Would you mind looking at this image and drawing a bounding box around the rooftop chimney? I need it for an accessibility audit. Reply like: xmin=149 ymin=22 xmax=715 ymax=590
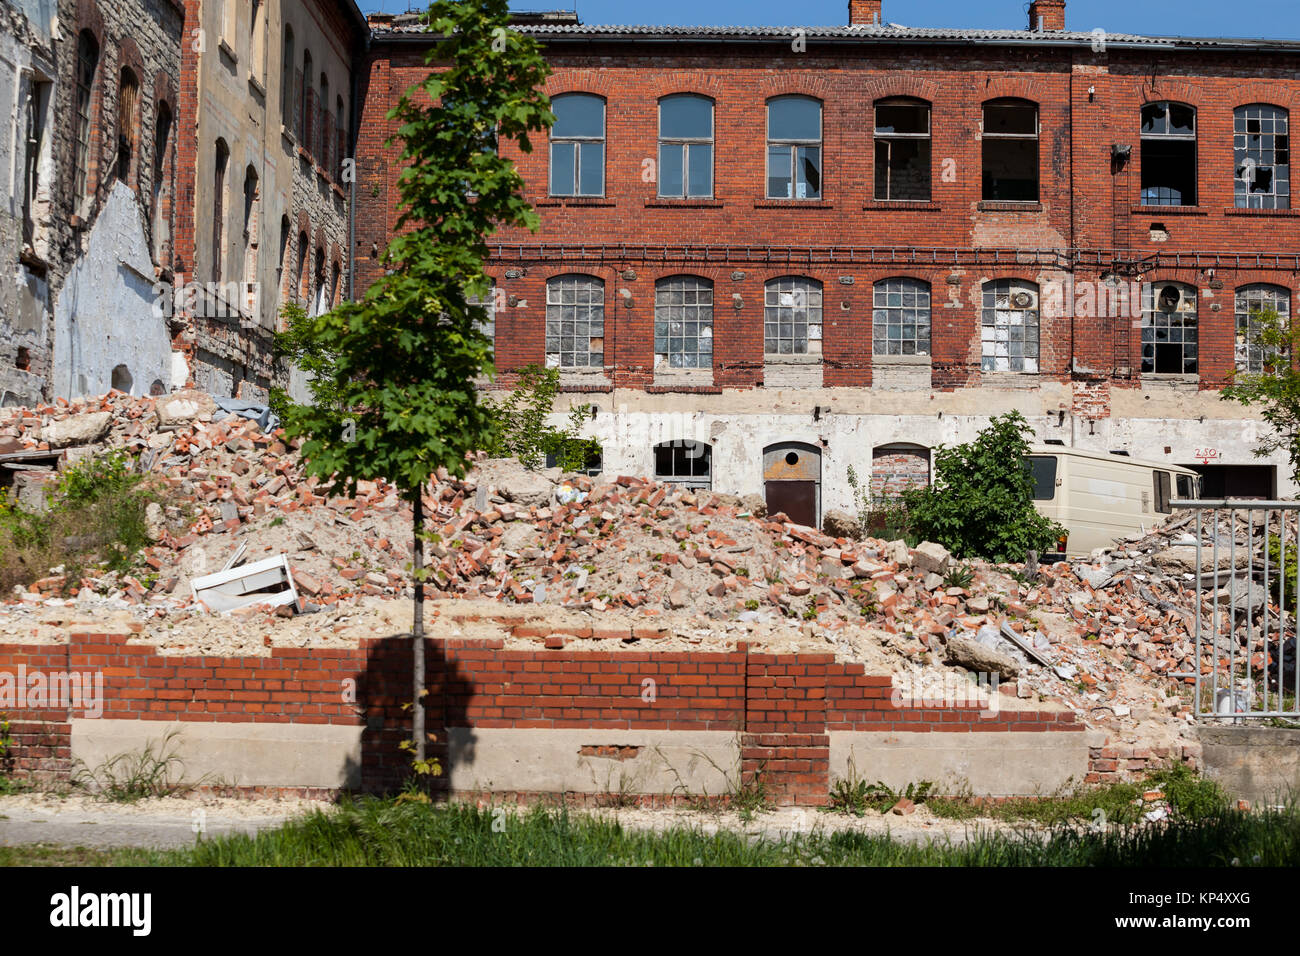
xmin=1028 ymin=0 xmax=1066 ymax=31
xmin=848 ymin=0 xmax=883 ymax=26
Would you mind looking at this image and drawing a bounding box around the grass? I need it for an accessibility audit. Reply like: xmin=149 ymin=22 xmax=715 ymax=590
xmin=1 ymin=798 xmax=1298 ymax=866
xmin=70 ymin=730 xmax=202 ymax=803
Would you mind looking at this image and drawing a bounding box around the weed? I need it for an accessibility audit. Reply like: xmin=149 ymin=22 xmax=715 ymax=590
xmin=943 ymin=564 xmax=975 ymax=591
xmin=71 ymin=730 xmax=201 ymax=802
xmin=744 ymin=599 xmax=760 ymax=611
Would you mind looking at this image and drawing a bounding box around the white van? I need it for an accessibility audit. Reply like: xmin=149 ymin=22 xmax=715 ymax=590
xmin=1024 ymin=445 xmax=1201 ymax=558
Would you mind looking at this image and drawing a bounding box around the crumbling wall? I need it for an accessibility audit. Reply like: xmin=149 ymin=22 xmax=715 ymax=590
xmin=50 ymin=182 xmax=181 ymax=398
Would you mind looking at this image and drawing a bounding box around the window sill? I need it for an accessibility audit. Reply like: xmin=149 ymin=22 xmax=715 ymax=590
xmin=218 ymin=38 xmax=237 ymax=64
xmin=296 ymin=144 xmax=313 ymax=163
xmin=645 ymin=199 xmax=724 ymax=208
xmin=764 ymin=354 xmax=822 ymax=365
xmin=863 ymin=200 xmax=940 ymax=211
xmin=538 ymin=198 xmax=615 ymax=207
xmin=559 ymin=383 xmax=614 ymax=393
xmin=1130 ymin=205 xmax=1207 ymax=216
xmin=754 ymin=200 xmax=832 ymax=209
xmin=1225 ymin=206 xmax=1300 ymax=217
xmin=1141 ymin=373 xmax=1200 ymax=383
xmin=331 ymin=181 xmax=347 ymax=199
xmin=281 ymin=126 xmax=297 ymax=148
xmin=645 ymin=385 xmax=723 ymax=394
xmin=248 ymin=75 xmax=266 ymax=98
xmin=981 ymin=370 xmax=1042 ymax=382
xmin=977 ymin=201 xmax=1042 ymax=212
xmin=873 ymin=354 xmax=932 ymax=366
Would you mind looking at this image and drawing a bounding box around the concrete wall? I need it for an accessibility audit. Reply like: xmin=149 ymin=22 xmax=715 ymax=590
xmin=71 ymin=718 xmax=363 ymax=790
xmin=1197 ymin=726 xmax=1300 ymax=807
xmin=51 ymin=182 xmax=181 ymax=398
xmin=830 ymin=730 xmax=1096 ymax=796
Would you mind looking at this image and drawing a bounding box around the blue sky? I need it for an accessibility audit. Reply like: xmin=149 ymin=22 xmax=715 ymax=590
xmin=366 ymin=0 xmax=1300 ymax=39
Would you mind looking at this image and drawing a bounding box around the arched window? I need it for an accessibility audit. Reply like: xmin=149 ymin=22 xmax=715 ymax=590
xmin=295 ymin=229 xmax=308 ymax=301
xmin=313 ymin=246 xmax=326 ymax=315
xmin=655 ymin=276 xmax=713 ymax=370
xmin=654 ymin=440 xmax=712 ymax=490
xmin=982 ymin=99 xmax=1038 ymax=201
xmin=336 ymin=95 xmax=347 ymax=180
xmin=767 ymin=96 xmax=822 ymax=199
xmin=281 ymin=27 xmax=294 ymax=129
xmin=764 ymin=277 xmax=822 ymax=356
xmin=875 ymin=98 xmax=931 ymax=201
xmin=250 ymin=0 xmax=265 ymax=81
xmin=1141 ymin=281 xmax=1198 ymax=374
xmin=1235 ymin=105 xmax=1290 ymax=210
xmin=658 ymin=95 xmax=713 ymax=198
xmin=115 ymin=67 xmax=140 ymax=185
xmin=873 ymin=278 xmax=931 ymax=356
xmin=545 ymin=275 xmax=604 ymax=368
xmin=152 ymin=102 xmax=172 ymax=263
xmin=300 ymin=50 xmax=312 ymax=146
xmin=319 ymin=73 xmax=329 ymax=160
xmin=73 ymin=30 xmax=99 ymax=198
xmin=1141 ymin=102 xmax=1197 ymax=207
xmin=549 ymin=94 xmax=604 ymax=196
xmin=277 ymin=215 xmax=291 ymax=308
xmin=242 ymin=165 xmax=259 ymax=285
xmin=212 ymin=139 xmax=229 ymax=282
xmin=981 ymin=280 xmax=1040 ymax=372
xmin=1236 ymin=284 xmax=1291 ymax=372
xmin=330 ymin=261 xmax=341 ymax=308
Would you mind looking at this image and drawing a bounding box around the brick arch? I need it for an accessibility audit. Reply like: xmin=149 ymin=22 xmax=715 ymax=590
xmin=152 ymin=70 xmax=175 ymax=112
xmin=544 ymin=71 xmax=618 ymax=99
xmin=1220 ymin=81 xmax=1300 ymax=113
xmin=645 ymin=73 xmax=725 ymax=100
xmin=757 ymin=75 xmax=831 ymax=100
xmin=978 ymin=76 xmax=1044 ymax=104
xmin=117 ymin=36 xmax=145 ymax=82
xmin=649 ymin=267 xmax=732 ymax=287
xmin=859 ymin=77 xmax=941 ymax=105
xmin=74 ymin=0 xmax=104 ymax=45
xmin=1138 ymin=79 xmax=1204 ymax=111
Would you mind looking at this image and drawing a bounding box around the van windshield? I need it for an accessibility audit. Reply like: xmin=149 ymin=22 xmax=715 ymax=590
xmin=1025 ymin=456 xmax=1057 ymax=500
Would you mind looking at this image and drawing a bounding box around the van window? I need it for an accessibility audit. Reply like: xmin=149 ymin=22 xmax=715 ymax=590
xmin=1154 ymin=471 xmax=1172 ymax=514
xmin=1176 ymin=474 xmax=1194 ymax=500
xmin=1025 ymin=456 xmax=1057 ymax=500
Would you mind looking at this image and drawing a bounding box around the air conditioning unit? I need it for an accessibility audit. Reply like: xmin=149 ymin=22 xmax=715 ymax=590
xmin=1011 ymin=290 xmax=1036 ymax=309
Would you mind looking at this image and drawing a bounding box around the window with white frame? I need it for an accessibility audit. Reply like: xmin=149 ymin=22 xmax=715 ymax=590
xmin=1235 ymin=105 xmax=1290 ymax=210
xmin=659 ymin=95 xmax=713 ymax=198
xmin=1235 ymin=284 xmax=1290 ymax=373
xmin=767 ymin=96 xmax=822 ymax=200
xmin=1141 ymin=282 xmax=1198 ymax=374
xmin=655 ymin=276 xmax=713 ymax=370
xmin=982 ymin=99 xmax=1039 ymax=202
xmin=546 ymin=275 xmax=604 ymax=369
xmin=764 ymin=277 xmax=822 ymax=356
xmin=550 ymin=93 xmax=605 ymax=197
xmin=981 ymin=280 xmax=1040 ymax=372
xmin=873 ymin=278 xmax=931 ymax=356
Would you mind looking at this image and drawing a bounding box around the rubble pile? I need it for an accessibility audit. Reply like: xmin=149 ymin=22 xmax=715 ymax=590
xmin=5 ymin=390 xmax=1289 ymax=761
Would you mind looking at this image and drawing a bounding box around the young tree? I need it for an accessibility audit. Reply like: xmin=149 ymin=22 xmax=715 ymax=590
xmin=1220 ymin=305 xmax=1300 ymax=487
xmin=278 ymin=0 xmax=553 ymax=767
xmin=901 ymin=411 xmax=1064 ymax=562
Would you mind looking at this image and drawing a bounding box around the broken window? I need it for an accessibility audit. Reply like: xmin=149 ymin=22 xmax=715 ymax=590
xmin=549 ymin=94 xmax=605 ymax=196
xmin=981 ymin=279 xmax=1040 ymax=372
xmin=655 ymin=276 xmax=713 ymax=370
xmin=1235 ymin=283 xmax=1290 ymax=373
xmin=276 ymin=216 xmax=290 ymax=307
xmin=874 ymin=98 xmax=931 ymax=201
xmin=1235 ymin=104 xmax=1290 ymax=210
xmin=982 ymin=99 xmax=1038 ymax=202
xmin=872 ymin=277 xmax=931 ymax=356
xmin=212 ymin=139 xmax=229 ymax=283
xmin=659 ymin=94 xmax=713 ymax=198
xmin=242 ymin=166 xmax=259 ymax=289
xmin=152 ymin=102 xmax=172 ymax=264
xmin=313 ymin=246 xmax=326 ymax=316
xmin=468 ymin=284 xmax=495 ymax=347
xmin=73 ymin=30 xmax=99 ymax=199
xmin=115 ymin=67 xmax=139 ymax=185
xmin=764 ymin=277 xmax=822 ymax=356
xmin=654 ymin=440 xmax=712 ymax=490
xmin=21 ymin=77 xmax=50 ymax=250
xmin=1141 ymin=282 xmax=1198 ymax=374
xmin=1141 ymin=102 xmax=1197 ymax=207
xmin=546 ymin=275 xmax=604 ymax=368
xmin=767 ymin=96 xmax=822 ymax=200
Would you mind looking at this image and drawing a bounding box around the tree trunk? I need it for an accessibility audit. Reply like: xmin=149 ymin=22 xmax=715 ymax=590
xmin=412 ymin=488 xmax=425 ymax=763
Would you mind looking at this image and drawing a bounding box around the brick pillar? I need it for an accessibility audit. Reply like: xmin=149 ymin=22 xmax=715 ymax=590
xmin=743 ymin=651 xmax=831 ymax=806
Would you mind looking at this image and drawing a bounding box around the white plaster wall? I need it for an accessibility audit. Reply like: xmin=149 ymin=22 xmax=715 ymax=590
xmin=52 ymin=182 xmax=181 ymax=399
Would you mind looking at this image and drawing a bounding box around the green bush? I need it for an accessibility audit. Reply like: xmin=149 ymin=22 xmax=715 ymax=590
xmin=901 ymin=411 xmax=1064 ymax=562
xmin=484 ymin=364 xmax=602 ymax=471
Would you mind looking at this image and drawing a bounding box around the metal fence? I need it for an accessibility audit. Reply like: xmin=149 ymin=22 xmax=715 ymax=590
xmin=1171 ymin=500 xmax=1298 ymax=723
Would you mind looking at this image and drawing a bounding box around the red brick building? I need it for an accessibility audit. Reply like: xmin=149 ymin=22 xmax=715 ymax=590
xmin=358 ymin=0 xmax=1300 ymax=522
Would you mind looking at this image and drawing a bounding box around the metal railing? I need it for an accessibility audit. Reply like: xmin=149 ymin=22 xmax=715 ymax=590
xmin=1171 ymin=500 xmax=1298 ymax=723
